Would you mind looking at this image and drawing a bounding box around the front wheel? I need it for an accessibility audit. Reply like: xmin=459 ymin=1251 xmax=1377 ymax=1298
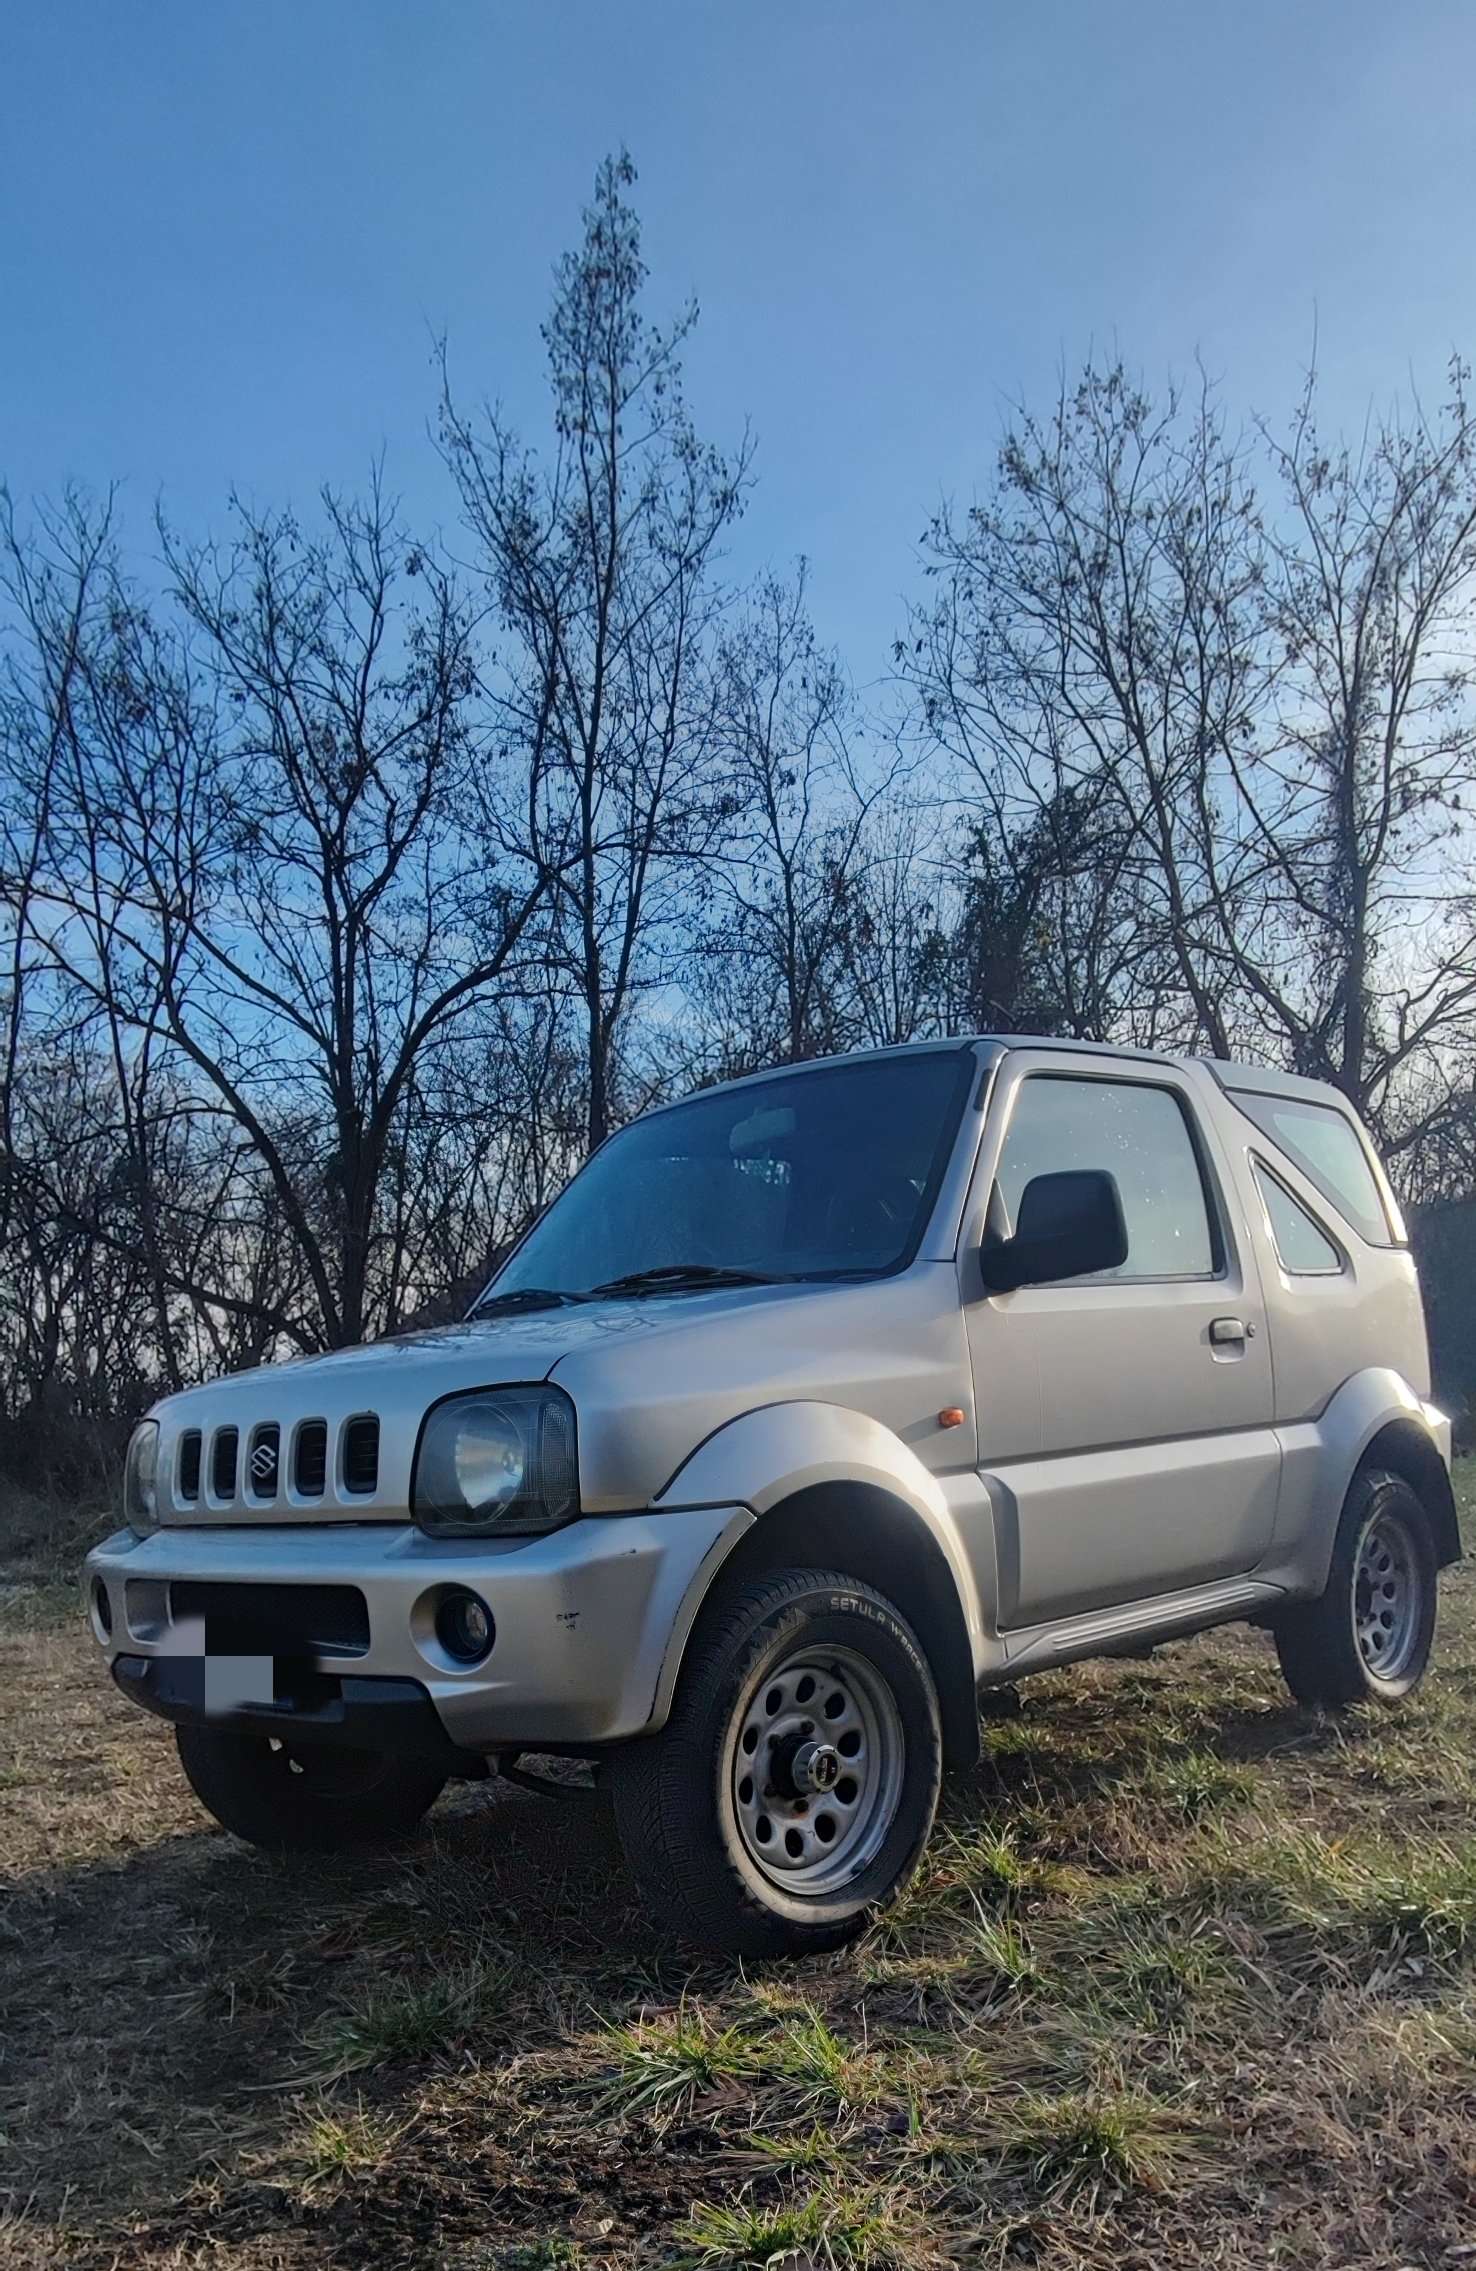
xmin=1274 ymin=1468 xmax=1438 ymax=1709
xmin=175 ymin=1724 xmax=447 ymax=1851
xmin=608 ymin=1568 xmax=942 ymax=1957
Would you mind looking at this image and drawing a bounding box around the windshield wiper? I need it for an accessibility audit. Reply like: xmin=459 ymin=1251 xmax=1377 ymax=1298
xmin=469 ymin=1285 xmax=591 ymax=1319
xmin=588 ymin=1263 xmax=785 ymax=1298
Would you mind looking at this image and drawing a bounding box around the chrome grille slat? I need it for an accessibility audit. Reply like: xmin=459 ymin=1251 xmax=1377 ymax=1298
xmin=294 ymin=1419 xmax=328 ymax=1498
xmin=211 ymin=1427 xmax=239 ymax=1501
xmin=342 ymin=1415 xmax=379 ymax=1495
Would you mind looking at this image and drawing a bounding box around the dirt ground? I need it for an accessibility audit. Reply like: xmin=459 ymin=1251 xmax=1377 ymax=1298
xmin=3 ymin=1478 xmax=1475 ymax=2269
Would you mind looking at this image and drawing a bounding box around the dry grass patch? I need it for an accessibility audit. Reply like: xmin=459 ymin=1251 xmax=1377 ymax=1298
xmin=293 ymin=2099 xmax=409 ymax=2188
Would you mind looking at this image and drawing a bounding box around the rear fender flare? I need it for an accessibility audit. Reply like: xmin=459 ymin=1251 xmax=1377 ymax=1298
xmin=1278 ymin=1369 xmax=1457 ymax=1590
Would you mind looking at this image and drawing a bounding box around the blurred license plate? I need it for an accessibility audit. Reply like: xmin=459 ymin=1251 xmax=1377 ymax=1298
xmin=203 ymin=1654 xmax=276 ymax=1712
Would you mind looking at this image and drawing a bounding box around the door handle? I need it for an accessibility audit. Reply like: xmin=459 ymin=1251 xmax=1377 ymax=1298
xmin=1209 ymin=1315 xmax=1254 ymax=1345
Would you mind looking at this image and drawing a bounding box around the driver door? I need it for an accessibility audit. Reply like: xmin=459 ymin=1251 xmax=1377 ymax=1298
xmin=962 ymin=1053 xmax=1279 ymax=1628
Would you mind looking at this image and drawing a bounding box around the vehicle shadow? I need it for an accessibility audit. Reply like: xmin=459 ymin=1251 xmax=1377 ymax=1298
xmin=944 ymin=1644 xmax=1391 ymax=1844
xmin=0 ymin=1771 xmax=680 ymax=2236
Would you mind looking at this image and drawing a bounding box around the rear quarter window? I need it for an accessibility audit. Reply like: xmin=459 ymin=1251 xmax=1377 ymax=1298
xmin=1229 ymin=1091 xmax=1394 ymax=1246
xmin=1253 ymin=1161 xmax=1343 ymax=1275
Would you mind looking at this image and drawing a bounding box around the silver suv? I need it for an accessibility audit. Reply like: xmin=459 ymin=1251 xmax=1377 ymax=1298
xmin=86 ymin=1039 xmax=1458 ymax=1954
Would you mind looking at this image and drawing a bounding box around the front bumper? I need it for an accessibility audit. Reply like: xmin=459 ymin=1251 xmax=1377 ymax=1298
xmin=85 ymin=1506 xmax=751 ymax=1754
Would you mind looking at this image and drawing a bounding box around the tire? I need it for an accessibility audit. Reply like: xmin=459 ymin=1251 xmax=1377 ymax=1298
xmin=608 ymin=1567 xmax=943 ymax=1957
xmin=175 ymin=1724 xmax=447 ymax=1852
xmin=1274 ymin=1467 xmax=1438 ymax=1709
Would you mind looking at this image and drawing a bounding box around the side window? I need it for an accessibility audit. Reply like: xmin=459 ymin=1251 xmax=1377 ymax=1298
xmin=1229 ymin=1092 xmax=1391 ymax=1245
xmin=995 ymin=1076 xmax=1217 ymax=1280
xmin=1254 ymin=1162 xmax=1342 ymax=1275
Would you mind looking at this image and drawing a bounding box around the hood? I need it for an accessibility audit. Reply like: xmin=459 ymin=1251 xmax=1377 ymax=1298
xmin=145 ymin=1270 xmax=966 ymax=1525
xmin=199 ymin=1280 xmax=819 ymax=1395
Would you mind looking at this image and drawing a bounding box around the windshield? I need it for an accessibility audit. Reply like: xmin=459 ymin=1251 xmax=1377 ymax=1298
xmin=477 ymin=1049 xmax=973 ymax=1305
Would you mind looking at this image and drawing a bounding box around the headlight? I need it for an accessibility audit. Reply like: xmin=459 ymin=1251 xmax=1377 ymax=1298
xmin=412 ymin=1387 xmax=579 ymax=1538
xmin=124 ymin=1421 xmax=160 ymax=1534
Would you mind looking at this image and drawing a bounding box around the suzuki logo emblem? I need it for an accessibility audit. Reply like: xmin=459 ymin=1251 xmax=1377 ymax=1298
xmin=250 ymin=1440 xmax=278 ymax=1487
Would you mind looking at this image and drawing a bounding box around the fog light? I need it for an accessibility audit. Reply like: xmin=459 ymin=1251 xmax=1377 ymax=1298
xmin=435 ymin=1588 xmax=494 ymax=1664
xmin=92 ymin=1579 xmax=113 ymax=1638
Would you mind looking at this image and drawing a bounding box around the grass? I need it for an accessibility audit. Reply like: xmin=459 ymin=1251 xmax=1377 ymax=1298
xmin=596 ymin=2004 xmax=763 ymax=2120
xmin=990 ymin=2084 xmax=1199 ymax=2205
xmin=745 ymin=2121 xmax=852 ymax=2173
xmin=680 ymin=2183 xmax=925 ymax=2270
xmin=1142 ymin=1748 xmax=1260 ymax=1821
xmin=294 ymin=2100 xmax=406 ymax=2185
xmin=1282 ymin=1832 xmax=1476 ymax=1960
xmin=595 ymin=2000 xmax=883 ymax=2123
xmin=300 ymin=1950 xmax=526 ymax=2077
xmin=2 ymin=1461 xmax=1475 ymax=2268
xmin=0 ymin=1572 xmax=85 ymax=1636
xmin=1089 ymin=1911 xmax=1246 ymax=2027
xmin=1192 ymin=1813 xmax=1476 ymax=1974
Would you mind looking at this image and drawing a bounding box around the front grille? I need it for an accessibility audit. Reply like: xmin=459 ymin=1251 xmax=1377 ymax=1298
xmin=247 ymin=1423 xmax=280 ymax=1497
xmin=172 ymin=1413 xmax=385 ymax=1513
xmin=211 ymin=1427 xmax=239 ymax=1500
xmin=294 ymin=1420 xmax=328 ymax=1497
xmin=342 ymin=1415 xmax=379 ymax=1494
xmin=170 ymin=1579 xmax=369 ymax=1657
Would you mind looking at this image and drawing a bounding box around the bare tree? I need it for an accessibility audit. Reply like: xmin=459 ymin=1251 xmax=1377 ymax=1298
xmin=1257 ymin=360 xmax=1476 ymax=1139
xmin=707 ymin=567 xmax=897 ymax=1063
xmin=844 ymin=798 xmax=952 ymax=1048
xmin=12 ymin=195 xmax=1476 ymax=1506
xmin=441 ymin=151 xmax=749 ymax=1151
xmin=1 ymin=487 xmax=216 ymax=1387
xmin=903 ymin=358 xmax=1476 ymax=1153
xmin=0 ymin=489 xmax=118 ymax=1266
xmin=904 ymin=364 xmax=1272 ymax=1057
xmin=8 ymin=481 xmax=557 ymax=1351
xmin=940 ymin=787 xmax=1145 ymax=1041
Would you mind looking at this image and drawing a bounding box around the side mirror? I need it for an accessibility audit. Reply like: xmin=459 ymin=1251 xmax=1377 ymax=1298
xmin=979 ymin=1168 xmax=1127 ymax=1294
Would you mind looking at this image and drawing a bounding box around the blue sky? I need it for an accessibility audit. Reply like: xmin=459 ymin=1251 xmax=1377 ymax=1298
xmin=5 ymin=0 xmax=1475 ymax=680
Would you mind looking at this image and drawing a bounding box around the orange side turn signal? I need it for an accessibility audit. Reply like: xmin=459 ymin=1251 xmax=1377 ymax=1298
xmin=938 ymin=1406 xmax=966 ymax=1430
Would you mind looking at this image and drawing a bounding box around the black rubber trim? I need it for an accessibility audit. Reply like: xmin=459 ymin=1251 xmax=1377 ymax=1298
xmin=110 ymin=1653 xmax=479 ymax=1764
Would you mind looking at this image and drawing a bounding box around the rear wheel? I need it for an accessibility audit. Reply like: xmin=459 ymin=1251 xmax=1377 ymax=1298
xmin=175 ymin=1723 xmax=447 ymax=1850
xmin=1274 ymin=1468 xmax=1437 ymax=1709
xmin=608 ymin=1567 xmax=942 ymax=1956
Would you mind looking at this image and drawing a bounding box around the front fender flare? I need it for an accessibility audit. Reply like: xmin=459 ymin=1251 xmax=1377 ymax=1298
xmin=649 ymin=1400 xmax=992 ymax=1733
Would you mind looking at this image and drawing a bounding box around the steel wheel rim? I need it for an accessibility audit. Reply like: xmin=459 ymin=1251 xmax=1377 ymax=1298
xmin=723 ymin=1642 xmax=905 ymax=1899
xmin=1354 ymin=1511 xmax=1420 ymax=1680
